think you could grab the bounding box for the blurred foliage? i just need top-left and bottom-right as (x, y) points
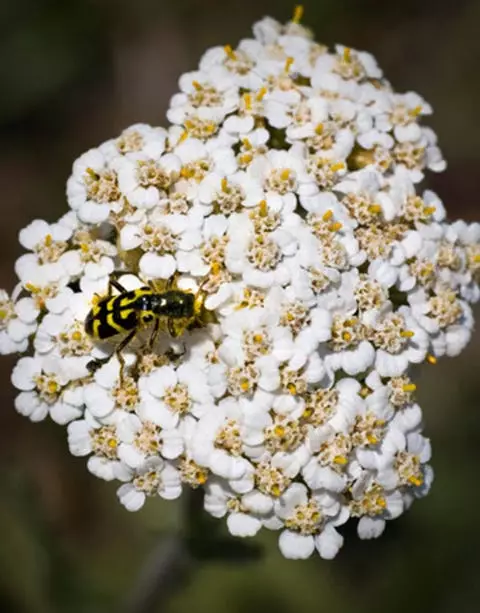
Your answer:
(1, 0), (480, 612)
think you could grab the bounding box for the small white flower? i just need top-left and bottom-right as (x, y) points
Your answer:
(117, 457), (182, 511)
(275, 483), (347, 559)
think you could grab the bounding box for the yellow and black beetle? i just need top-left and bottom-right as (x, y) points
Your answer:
(84, 273), (211, 376)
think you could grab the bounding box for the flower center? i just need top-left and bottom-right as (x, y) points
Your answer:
(133, 470), (162, 495)
(33, 373), (62, 404)
(91, 425), (119, 459)
(34, 234), (68, 265)
(58, 321), (93, 356)
(189, 82), (224, 108)
(178, 456), (209, 487)
(213, 179), (245, 214)
(214, 418), (243, 456)
(134, 421), (162, 455)
(242, 328), (272, 360)
(394, 451), (424, 487)
(351, 412), (386, 447)
(302, 389), (339, 426)
(112, 377), (140, 411)
(137, 160), (177, 190)
(355, 276), (388, 311)
(227, 364), (259, 396)
(254, 461), (291, 497)
(84, 168), (120, 203)
(116, 130), (144, 153)
(388, 376), (417, 408)
(163, 383), (191, 415)
(280, 302), (310, 336)
(350, 483), (387, 517)
(265, 168), (297, 194)
(333, 47), (366, 81)
(372, 314), (413, 354)
(247, 234), (281, 271)
(316, 433), (352, 471)
(330, 315), (363, 351)
(0, 298), (15, 330)
(264, 416), (304, 453)
(141, 223), (178, 254)
(284, 499), (323, 535)
(428, 291), (462, 328)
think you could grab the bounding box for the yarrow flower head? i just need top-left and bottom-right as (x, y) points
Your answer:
(2, 7), (478, 561)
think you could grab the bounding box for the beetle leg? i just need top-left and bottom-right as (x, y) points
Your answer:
(115, 329), (137, 383)
(168, 318), (179, 338)
(86, 356), (110, 375)
(147, 317), (161, 350)
(107, 270), (131, 295)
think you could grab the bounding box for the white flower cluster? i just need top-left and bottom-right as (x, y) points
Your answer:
(2, 8), (479, 560)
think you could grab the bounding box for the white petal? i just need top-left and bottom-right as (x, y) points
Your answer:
(279, 530), (315, 559)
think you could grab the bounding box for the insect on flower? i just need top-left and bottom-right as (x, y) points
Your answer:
(84, 273), (213, 376)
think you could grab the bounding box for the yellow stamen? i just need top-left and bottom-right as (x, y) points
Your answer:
(377, 497), (387, 509)
(258, 200), (268, 217)
(474, 254), (480, 263)
(178, 130), (189, 144)
(322, 209), (333, 222)
(0, 310), (7, 319)
(184, 119), (195, 131)
(25, 283), (38, 293)
(253, 333), (264, 343)
(408, 476), (423, 487)
(242, 138), (252, 150)
(302, 407), (313, 420)
(271, 484), (281, 497)
(240, 379), (251, 392)
(280, 169), (291, 181)
(196, 471), (208, 485)
(44, 234), (53, 247)
(107, 438), (117, 449)
(343, 47), (352, 62)
(330, 161), (345, 172)
(315, 123), (324, 135)
(47, 381), (58, 394)
(367, 434), (378, 445)
(274, 425), (286, 437)
(72, 331), (83, 342)
(284, 57), (294, 73)
(423, 206), (436, 216)
(287, 382), (297, 395)
(180, 166), (194, 179)
(329, 221), (343, 232)
(243, 93), (252, 111)
(292, 5), (304, 23)
(224, 44), (236, 60)
(85, 167), (98, 179)
(211, 261), (222, 275)
(427, 354), (437, 365)
(240, 153), (253, 165)
(403, 383), (417, 393)
(359, 387), (371, 398)
(333, 455), (348, 466)
(410, 105), (423, 117)
(256, 87), (268, 101)
(221, 178), (229, 192)
(368, 204), (382, 215)
(192, 80), (202, 91)
(400, 330), (415, 338)
(342, 331), (352, 342)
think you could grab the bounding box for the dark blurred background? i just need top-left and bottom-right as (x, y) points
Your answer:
(1, 1), (479, 612)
